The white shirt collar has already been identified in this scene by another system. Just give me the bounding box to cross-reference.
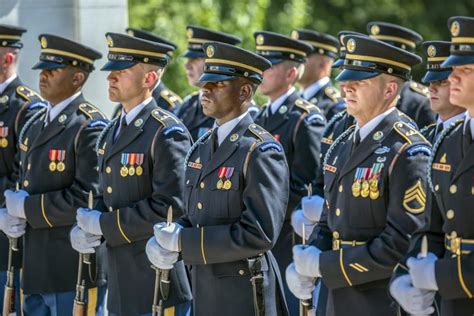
[438,112,466,130]
[46,91,82,124]
[213,111,248,145]
[120,96,153,126]
[0,74,18,95]
[270,87,296,114]
[302,76,330,100]
[465,112,474,140]
[355,107,396,142]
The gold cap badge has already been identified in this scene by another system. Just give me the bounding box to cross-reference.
[256,34,264,45]
[370,24,380,36]
[347,39,356,53]
[186,28,193,39]
[206,45,215,58]
[107,35,114,47]
[427,45,436,58]
[451,21,460,37]
[40,37,47,49]
[290,30,299,40]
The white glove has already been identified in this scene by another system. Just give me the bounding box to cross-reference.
[407,252,439,291]
[76,208,102,235]
[291,209,316,240]
[293,245,321,278]
[301,195,324,222]
[4,189,28,219]
[390,274,436,315]
[0,208,26,238]
[146,237,179,269]
[70,225,101,254]
[286,263,315,300]
[154,222,183,252]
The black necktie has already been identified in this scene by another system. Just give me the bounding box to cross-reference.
[114,115,127,143]
[210,127,219,156]
[351,130,361,155]
[435,124,443,138]
[463,119,472,157]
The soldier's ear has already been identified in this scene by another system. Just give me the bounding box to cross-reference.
[239,83,252,101]
[72,71,86,87]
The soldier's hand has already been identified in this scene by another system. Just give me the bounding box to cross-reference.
[70,225,101,254]
[154,222,183,252]
[0,208,26,238]
[146,237,179,269]
[291,209,316,240]
[301,194,324,222]
[285,263,315,300]
[389,274,435,315]
[407,252,439,291]
[4,189,28,219]
[76,208,102,235]
[293,245,321,278]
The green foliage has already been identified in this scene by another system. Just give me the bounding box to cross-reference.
[129,0,474,99]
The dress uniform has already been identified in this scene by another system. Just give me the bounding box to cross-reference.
[111,28,182,118]
[4,34,106,315]
[83,33,192,316]
[367,21,436,128]
[287,34,432,316]
[390,17,474,316]
[291,29,346,121]
[176,26,242,141]
[0,24,45,313]
[147,41,290,316]
[252,31,326,314]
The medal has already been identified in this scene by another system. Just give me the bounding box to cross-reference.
[217,166,227,190]
[49,161,57,172]
[136,166,143,176]
[223,167,234,190]
[49,149,57,172]
[136,154,144,176]
[56,150,66,172]
[120,166,129,177]
[352,168,363,197]
[223,180,232,190]
[128,153,137,176]
[0,128,8,148]
[217,179,224,189]
[370,189,380,200]
[0,138,8,148]
[361,184,370,198]
[128,166,135,176]
[57,162,65,172]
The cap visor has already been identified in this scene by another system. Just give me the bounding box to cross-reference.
[32,60,65,70]
[101,60,137,71]
[198,73,236,84]
[441,54,474,68]
[183,50,205,59]
[332,58,344,68]
[421,70,452,83]
[266,58,286,66]
[335,69,380,81]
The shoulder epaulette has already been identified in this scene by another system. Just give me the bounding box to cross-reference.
[78,103,106,120]
[151,108,185,136]
[294,98,320,114]
[248,123,275,142]
[16,86,43,102]
[394,121,429,144]
[324,86,341,103]
[409,82,429,97]
[427,118,464,192]
[160,89,182,109]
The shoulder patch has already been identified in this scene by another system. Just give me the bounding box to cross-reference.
[294,98,320,114]
[248,123,276,142]
[27,100,48,110]
[406,144,432,157]
[88,119,109,128]
[259,141,282,152]
[78,103,106,120]
[394,121,429,145]
[16,85,43,102]
[163,125,185,136]
[160,89,182,109]
[305,112,325,123]
[324,86,341,103]
[409,82,429,97]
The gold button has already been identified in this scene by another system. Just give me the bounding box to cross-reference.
[200,182,205,189]
[338,185,343,193]
[434,184,439,192]
[450,185,457,194]
[197,202,203,210]
[336,208,341,216]
[332,231,339,239]
[27,163,31,170]
[239,269,245,276]
[23,180,29,187]
[451,231,457,238]
[446,209,455,220]
[107,186,112,194]
[106,166,112,174]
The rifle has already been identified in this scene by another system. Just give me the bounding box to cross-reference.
[72,191,94,316]
[152,206,173,316]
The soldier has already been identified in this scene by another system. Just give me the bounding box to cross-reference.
[286,34,432,315]
[72,33,192,316]
[1,34,106,315]
[389,16,474,316]
[252,31,326,314]
[367,21,436,128]
[0,24,46,313]
[111,28,182,117]
[146,42,290,316]
[291,29,345,121]
[176,26,242,141]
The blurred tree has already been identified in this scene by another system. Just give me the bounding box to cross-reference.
[129,0,474,100]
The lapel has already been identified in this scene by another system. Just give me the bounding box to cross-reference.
[104,100,157,163]
[0,77,22,114]
[265,90,299,133]
[28,94,84,152]
[200,113,253,179]
[452,131,474,182]
[338,110,398,180]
